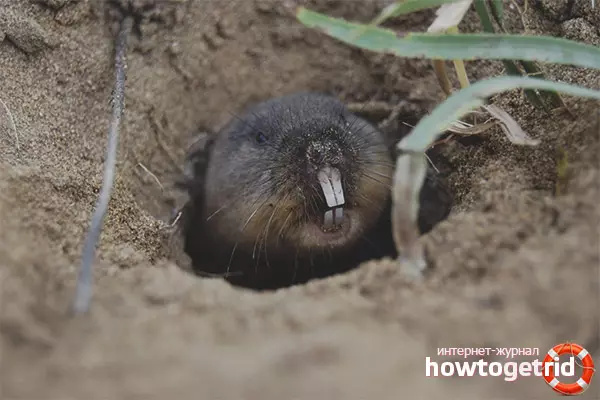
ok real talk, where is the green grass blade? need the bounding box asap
[391,151,427,278]
[474,0,495,32]
[372,0,466,26]
[398,76,600,152]
[520,60,569,110]
[488,0,504,28]
[473,0,547,110]
[296,8,600,70]
[472,1,520,75]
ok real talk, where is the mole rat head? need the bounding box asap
[202,92,393,256]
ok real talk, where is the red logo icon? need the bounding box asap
[543,342,595,396]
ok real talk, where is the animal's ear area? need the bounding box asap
[174,131,216,195]
[417,167,453,234]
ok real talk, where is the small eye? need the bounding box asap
[255,132,268,144]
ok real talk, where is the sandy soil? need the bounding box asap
[0,0,599,399]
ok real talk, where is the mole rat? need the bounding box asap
[178,92,451,289]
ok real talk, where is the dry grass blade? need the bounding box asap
[447,120,497,135]
[399,76,600,153]
[137,162,164,190]
[447,26,470,89]
[426,0,472,33]
[0,97,19,151]
[555,148,570,196]
[426,2,538,146]
[482,104,540,145]
[428,3,471,94]
[391,152,428,279]
[72,17,132,315]
[452,58,470,88]
[372,0,468,25]
[432,59,452,95]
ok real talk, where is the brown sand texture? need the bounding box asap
[0,0,599,399]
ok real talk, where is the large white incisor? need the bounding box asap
[318,166,345,229]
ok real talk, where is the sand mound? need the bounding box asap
[1,0,598,398]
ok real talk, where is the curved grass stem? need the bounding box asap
[72,17,133,315]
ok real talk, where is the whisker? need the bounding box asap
[195,269,244,278]
[263,202,281,270]
[360,172,394,189]
[206,203,228,221]
[361,160,396,168]
[346,99,373,134]
[226,196,269,272]
[358,154,396,164]
[244,204,262,230]
[277,211,293,243]
[226,242,238,275]
[366,170,393,180]
[355,193,380,207]
[205,179,272,222]
[252,204,274,265]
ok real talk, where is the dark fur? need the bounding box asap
[178,92,452,290]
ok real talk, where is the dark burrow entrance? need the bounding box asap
[106,1,455,292]
[175,108,453,291]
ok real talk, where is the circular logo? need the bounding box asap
[543,342,595,396]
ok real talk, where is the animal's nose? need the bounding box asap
[306,141,343,167]
[306,142,323,164]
